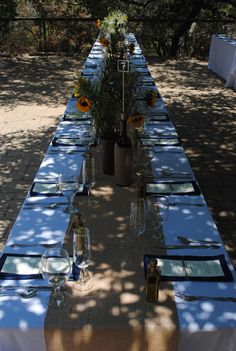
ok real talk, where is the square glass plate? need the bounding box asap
[146,181,200,195]
[144,254,233,281]
[30,182,87,196]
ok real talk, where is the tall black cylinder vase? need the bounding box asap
[101,138,115,175]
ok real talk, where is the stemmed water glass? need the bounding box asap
[73,227,92,291]
[79,124,96,156]
[147,196,169,241]
[82,154,95,204]
[139,146,154,176]
[58,173,78,214]
[41,248,71,309]
[140,116,151,138]
[129,198,146,238]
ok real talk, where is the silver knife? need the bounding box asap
[169,203,204,207]
[155,244,221,249]
[0,286,52,291]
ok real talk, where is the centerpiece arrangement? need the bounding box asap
[73,10,148,178]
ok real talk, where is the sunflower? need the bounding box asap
[128,43,135,55]
[73,78,85,97]
[145,90,157,108]
[99,36,109,47]
[128,114,145,129]
[76,97,92,113]
[73,84,80,97]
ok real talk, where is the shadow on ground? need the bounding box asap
[1,54,236,266]
[0,126,57,247]
[0,55,84,110]
[0,54,85,248]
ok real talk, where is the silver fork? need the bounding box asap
[169,203,204,207]
[160,171,193,178]
[24,202,67,209]
[155,244,220,249]
[175,291,236,302]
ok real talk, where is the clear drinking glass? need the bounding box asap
[139,146,154,176]
[147,196,169,241]
[82,155,95,204]
[129,199,146,237]
[58,173,78,214]
[73,227,92,291]
[140,116,151,137]
[41,248,71,309]
[79,124,96,155]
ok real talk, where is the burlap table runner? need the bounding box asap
[44,150,179,351]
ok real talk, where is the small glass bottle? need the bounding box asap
[146,258,161,302]
[114,113,133,186]
[136,175,146,201]
[71,212,82,233]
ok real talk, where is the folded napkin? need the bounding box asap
[35,151,84,181]
[54,121,92,138]
[0,253,42,279]
[29,181,87,196]
[88,53,104,59]
[0,254,74,280]
[138,76,155,84]
[62,114,92,122]
[52,136,85,147]
[146,181,200,195]
[148,113,170,121]
[132,67,150,75]
[141,137,181,146]
[85,63,97,69]
[152,149,193,180]
[144,254,233,281]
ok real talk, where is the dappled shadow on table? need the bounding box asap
[44,152,178,351]
[0,55,85,247]
[0,126,57,247]
[148,57,236,266]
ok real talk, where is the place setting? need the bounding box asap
[1,7,236,351]
[151,147,195,181]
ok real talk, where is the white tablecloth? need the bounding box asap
[208,34,236,89]
[1,33,236,351]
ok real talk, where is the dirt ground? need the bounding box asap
[0,54,236,265]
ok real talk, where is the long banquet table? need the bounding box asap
[208,34,236,89]
[0,33,236,351]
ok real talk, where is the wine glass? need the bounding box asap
[73,227,92,291]
[147,196,169,241]
[58,173,78,214]
[79,124,96,155]
[142,116,151,137]
[129,199,146,237]
[41,248,71,309]
[82,154,95,204]
[140,146,154,176]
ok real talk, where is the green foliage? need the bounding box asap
[99,10,128,63]
[0,0,17,18]
[74,65,140,138]
[0,0,17,38]
[1,0,236,57]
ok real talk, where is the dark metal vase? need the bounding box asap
[102,138,116,175]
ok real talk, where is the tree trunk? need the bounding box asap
[169,0,205,57]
